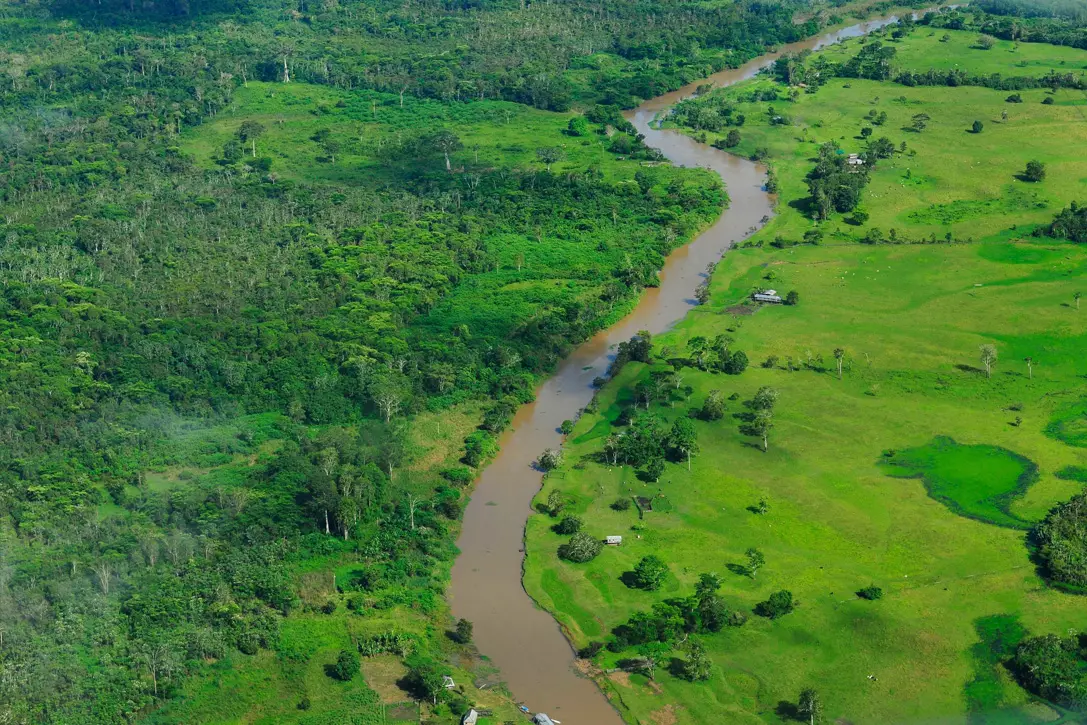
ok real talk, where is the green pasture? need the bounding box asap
[674,33,1087,247]
[526,29,1087,725]
[525,240,1087,725]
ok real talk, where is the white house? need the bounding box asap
[462,710,479,725]
[753,289,783,303]
[606,535,623,546]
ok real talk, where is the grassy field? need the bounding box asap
[671,28,1087,249]
[524,25,1087,725]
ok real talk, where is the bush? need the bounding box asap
[611,498,633,512]
[1043,96,1055,105]
[578,641,605,659]
[785,290,800,306]
[754,590,797,619]
[321,600,338,615]
[1024,160,1046,182]
[454,618,473,644]
[559,531,603,563]
[560,419,575,435]
[857,585,883,600]
[1006,93,1023,103]
[331,649,360,681]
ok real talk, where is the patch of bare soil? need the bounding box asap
[608,670,632,688]
[649,704,680,725]
[725,304,755,316]
[361,655,410,704]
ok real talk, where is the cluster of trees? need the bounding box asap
[1011,632,1087,709]
[1031,491,1087,590]
[1039,200,1087,242]
[607,571,748,651]
[804,142,873,220]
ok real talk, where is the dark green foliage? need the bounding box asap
[554,515,584,535]
[700,391,727,421]
[857,585,884,600]
[754,590,797,619]
[644,457,666,482]
[785,290,800,306]
[678,640,713,681]
[1007,93,1024,102]
[611,498,633,512]
[1031,491,1087,589]
[331,649,360,681]
[558,531,603,563]
[1024,159,1047,181]
[972,120,985,133]
[722,350,749,375]
[577,641,605,659]
[630,555,669,590]
[841,41,898,80]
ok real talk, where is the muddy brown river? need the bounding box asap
[449,11,936,723]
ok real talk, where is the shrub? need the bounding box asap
[785,290,800,306]
[857,585,883,600]
[1006,93,1023,103]
[611,498,633,512]
[1042,96,1055,105]
[1024,160,1046,182]
[321,600,338,614]
[578,641,604,659]
[454,618,473,644]
[559,532,603,563]
[331,649,360,681]
[560,419,575,435]
[754,590,797,619]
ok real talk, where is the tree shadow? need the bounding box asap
[776,700,801,720]
[954,363,985,375]
[726,562,750,577]
[667,657,687,678]
[619,571,641,588]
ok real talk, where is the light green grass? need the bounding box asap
[526,29,1087,725]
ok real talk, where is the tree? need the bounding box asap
[976,34,996,49]
[745,547,765,579]
[700,390,726,421]
[860,126,873,139]
[785,290,800,306]
[535,146,565,171]
[538,447,564,471]
[752,386,778,410]
[559,531,603,563]
[1025,356,1033,379]
[554,515,582,535]
[745,409,774,452]
[406,662,446,704]
[1024,160,1046,182]
[972,120,984,134]
[321,138,341,164]
[911,112,930,132]
[331,649,360,681]
[631,555,668,590]
[454,618,474,644]
[545,489,565,517]
[798,688,824,725]
[645,457,665,482]
[679,639,713,681]
[667,418,698,470]
[833,348,845,379]
[724,129,741,148]
[979,344,998,379]
[432,130,462,171]
[695,572,722,599]
[370,373,409,423]
[754,590,796,619]
[237,120,265,156]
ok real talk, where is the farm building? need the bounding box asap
[753,289,783,303]
[442,675,456,689]
[533,715,557,725]
[462,710,479,725]
[847,153,865,167]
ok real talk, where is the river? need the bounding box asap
[448,10,933,723]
